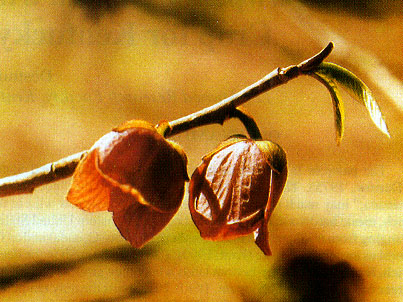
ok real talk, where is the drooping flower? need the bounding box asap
[189,136,287,255]
[67,120,188,248]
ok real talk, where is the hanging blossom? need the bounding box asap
[67,120,188,248]
[188,136,287,255]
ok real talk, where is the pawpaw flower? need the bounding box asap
[189,136,287,255]
[67,120,188,248]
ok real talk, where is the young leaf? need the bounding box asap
[310,73,345,144]
[314,62,390,138]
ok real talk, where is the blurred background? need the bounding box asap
[0,0,402,301]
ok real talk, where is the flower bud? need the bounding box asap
[67,120,188,248]
[189,136,287,255]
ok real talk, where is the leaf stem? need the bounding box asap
[0,43,334,197]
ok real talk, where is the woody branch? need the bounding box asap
[0,42,334,197]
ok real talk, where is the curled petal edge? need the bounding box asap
[254,164,288,255]
[66,150,111,212]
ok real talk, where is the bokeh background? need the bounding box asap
[0,0,402,301]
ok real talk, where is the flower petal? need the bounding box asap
[66,149,111,212]
[254,164,288,255]
[110,187,177,248]
[98,127,186,213]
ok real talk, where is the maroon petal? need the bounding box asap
[254,166,288,255]
[98,127,186,213]
[110,187,177,248]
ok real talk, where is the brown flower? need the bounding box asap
[189,136,287,255]
[67,120,188,248]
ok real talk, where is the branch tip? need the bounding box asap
[298,42,334,72]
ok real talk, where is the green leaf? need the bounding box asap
[310,73,345,144]
[314,62,390,138]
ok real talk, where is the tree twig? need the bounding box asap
[0,151,87,197]
[167,42,333,136]
[0,43,333,198]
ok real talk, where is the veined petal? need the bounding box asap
[67,150,111,212]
